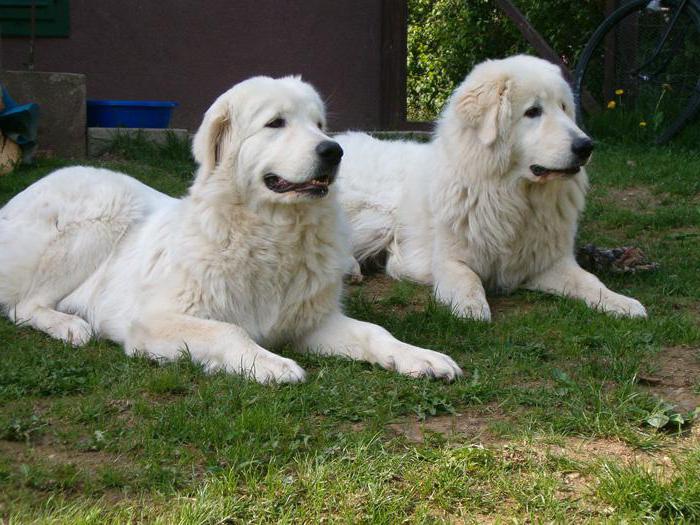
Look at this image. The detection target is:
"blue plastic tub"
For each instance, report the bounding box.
[86,100,178,128]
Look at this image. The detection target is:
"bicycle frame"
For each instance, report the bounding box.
[632,0,692,81]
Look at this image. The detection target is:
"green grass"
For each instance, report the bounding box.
[595,449,700,521]
[1,137,699,523]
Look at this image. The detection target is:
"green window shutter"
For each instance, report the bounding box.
[0,0,70,37]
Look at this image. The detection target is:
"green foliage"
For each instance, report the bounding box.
[407,0,606,120]
[644,401,697,431]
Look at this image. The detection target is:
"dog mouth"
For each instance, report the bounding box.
[530,164,581,178]
[263,173,333,197]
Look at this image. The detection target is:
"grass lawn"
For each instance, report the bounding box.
[1,136,699,523]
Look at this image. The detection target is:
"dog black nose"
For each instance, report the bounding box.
[571,137,594,161]
[316,140,343,166]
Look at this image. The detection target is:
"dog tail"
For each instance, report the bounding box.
[348,206,395,262]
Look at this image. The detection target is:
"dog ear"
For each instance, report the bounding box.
[192,95,234,175]
[456,77,511,146]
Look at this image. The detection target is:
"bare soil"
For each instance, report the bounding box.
[603,186,668,210]
[640,346,700,412]
[0,439,130,474]
[387,406,507,445]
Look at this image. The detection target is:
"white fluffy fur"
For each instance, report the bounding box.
[0,76,461,383]
[337,55,646,321]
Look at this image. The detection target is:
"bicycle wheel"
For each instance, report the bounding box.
[575,0,700,144]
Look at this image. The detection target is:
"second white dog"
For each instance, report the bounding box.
[337,55,646,321]
[0,76,461,383]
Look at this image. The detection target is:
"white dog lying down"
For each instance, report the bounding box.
[0,76,461,383]
[337,55,646,321]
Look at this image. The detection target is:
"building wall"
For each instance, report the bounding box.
[1,0,384,131]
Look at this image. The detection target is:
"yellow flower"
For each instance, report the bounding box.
[639,121,647,127]
[607,100,616,109]
[615,89,624,95]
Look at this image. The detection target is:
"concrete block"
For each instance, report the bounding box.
[0,70,86,158]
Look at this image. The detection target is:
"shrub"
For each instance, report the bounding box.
[407,0,606,120]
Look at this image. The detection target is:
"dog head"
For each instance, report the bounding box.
[191,76,342,205]
[448,55,592,183]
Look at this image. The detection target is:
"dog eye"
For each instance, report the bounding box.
[317,122,324,130]
[524,106,542,118]
[266,118,286,129]
[562,103,567,111]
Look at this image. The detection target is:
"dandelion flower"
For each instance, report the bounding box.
[615,89,624,95]
[607,100,616,109]
[639,121,647,127]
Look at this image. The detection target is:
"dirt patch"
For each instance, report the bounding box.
[351,273,396,299]
[556,470,591,504]
[387,410,696,469]
[548,437,639,465]
[351,273,433,315]
[0,439,128,471]
[639,346,700,412]
[603,186,668,210]
[387,405,508,445]
[553,436,693,488]
[489,295,536,317]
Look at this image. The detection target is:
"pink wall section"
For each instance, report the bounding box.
[1,0,384,131]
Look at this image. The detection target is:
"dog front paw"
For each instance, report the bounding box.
[215,351,306,384]
[455,302,492,321]
[49,315,93,346]
[435,284,491,321]
[600,295,647,319]
[444,298,491,321]
[388,344,463,381]
[250,354,307,384]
